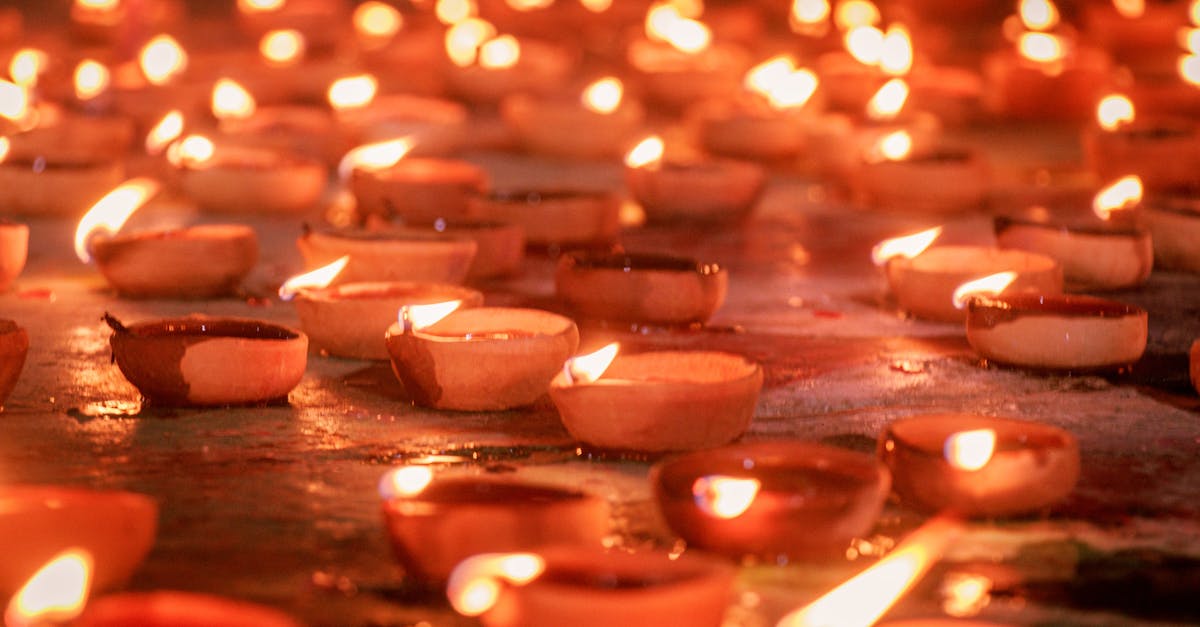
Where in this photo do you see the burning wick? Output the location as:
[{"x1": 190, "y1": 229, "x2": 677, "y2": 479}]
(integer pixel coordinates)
[
  {"x1": 951, "y1": 271, "x2": 1018, "y2": 309},
  {"x1": 561, "y1": 342, "x2": 619, "y2": 384},
  {"x1": 944, "y1": 428, "x2": 998, "y2": 471},
  {"x1": 399, "y1": 300, "x2": 463, "y2": 333},
  {"x1": 277, "y1": 256, "x2": 349, "y2": 300}
]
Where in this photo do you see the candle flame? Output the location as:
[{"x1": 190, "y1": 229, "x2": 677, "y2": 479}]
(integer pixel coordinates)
[
  {"x1": 580, "y1": 0, "x2": 612, "y2": 12},
  {"x1": 870, "y1": 226, "x2": 942, "y2": 266},
  {"x1": 1018, "y1": 32, "x2": 1066, "y2": 63},
  {"x1": 337, "y1": 136, "x2": 415, "y2": 180},
  {"x1": 9, "y1": 48, "x2": 47, "y2": 89},
  {"x1": 776, "y1": 516, "x2": 964, "y2": 627},
  {"x1": 278, "y1": 256, "x2": 349, "y2": 300},
  {"x1": 74, "y1": 59, "x2": 110, "y2": 101},
  {"x1": 145, "y1": 110, "x2": 184, "y2": 155},
  {"x1": 400, "y1": 300, "x2": 463, "y2": 332},
  {"x1": 1019, "y1": 0, "x2": 1060, "y2": 31},
  {"x1": 238, "y1": 0, "x2": 284, "y2": 13},
  {"x1": 563, "y1": 342, "x2": 619, "y2": 384},
  {"x1": 790, "y1": 0, "x2": 831, "y2": 33},
  {"x1": 834, "y1": 0, "x2": 881, "y2": 30},
  {"x1": 0, "y1": 79, "x2": 30, "y2": 125},
  {"x1": 645, "y1": 3, "x2": 712, "y2": 54},
  {"x1": 259, "y1": 29, "x2": 305, "y2": 65},
  {"x1": 447, "y1": 553, "x2": 546, "y2": 617},
  {"x1": 625, "y1": 135, "x2": 664, "y2": 169},
  {"x1": 1113, "y1": 0, "x2": 1145, "y2": 19},
  {"x1": 944, "y1": 429, "x2": 998, "y2": 471},
  {"x1": 879, "y1": 25, "x2": 913, "y2": 76},
  {"x1": 692, "y1": 475, "x2": 761, "y2": 519},
  {"x1": 436, "y1": 0, "x2": 478, "y2": 25},
  {"x1": 952, "y1": 272, "x2": 1018, "y2": 309},
  {"x1": 1092, "y1": 174, "x2": 1143, "y2": 220},
  {"x1": 212, "y1": 78, "x2": 256, "y2": 121},
  {"x1": 1096, "y1": 93, "x2": 1134, "y2": 131},
  {"x1": 378, "y1": 465, "x2": 435, "y2": 498},
  {"x1": 479, "y1": 35, "x2": 520, "y2": 69},
  {"x1": 844, "y1": 25, "x2": 884, "y2": 65},
  {"x1": 74, "y1": 178, "x2": 161, "y2": 263},
  {"x1": 4, "y1": 548, "x2": 93, "y2": 627},
  {"x1": 745, "y1": 55, "x2": 820, "y2": 110},
  {"x1": 139, "y1": 34, "x2": 188, "y2": 86},
  {"x1": 327, "y1": 74, "x2": 378, "y2": 111},
  {"x1": 868, "y1": 129, "x2": 913, "y2": 162},
  {"x1": 865, "y1": 78, "x2": 909, "y2": 121},
  {"x1": 581, "y1": 77, "x2": 623, "y2": 114},
  {"x1": 166, "y1": 134, "x2": 215, "y2": 168},
  {"x1": 354, "y1": 1, "x2": 403, "y2": 40},
  {"x1": 444, "y1": 18, "x2": 497, "y2": 67}
]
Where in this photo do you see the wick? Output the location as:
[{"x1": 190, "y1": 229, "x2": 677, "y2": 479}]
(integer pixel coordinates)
[
  {"x1": 562, "y1": 360, "x2": 578, "y2": 385},
  {"x1": 102, "y1": 311, "x2": 128, "y2": 334},
  {"x1": 400, "y1": 306, "x2": 413, "y2": 334}
]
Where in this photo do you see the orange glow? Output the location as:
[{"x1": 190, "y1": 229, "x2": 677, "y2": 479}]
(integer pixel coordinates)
[
  {"x1": 692, "y1": 475, "x2": 761, "y2": 519},
  {"x1": 166, "y1": 134, "x2": 215, "y2": 168},
  {"x1": 444, "y1": 18, "x2": 497, "y2": 67},
  {"x1": 337, "y1": 136, "x2": 415, "y2": 180},
  {"x1": 479, "y1": 35, "x2": 521, "y2": 69},
  {"x1": 278, "y1": 256, "x2": 349, "y2": 299},
  {"x1": 1017, "y1": 31, "x2": 1066, "y2": 63},
  {"x1": 327, "y1": 74, "x2": 378, "y2": 110},
  {"x1": 952, "y1": 272, "x2": 1017, "y2": 309},
  {"x1": 943, "y1": 429, "x2": 998, "y2": 471},
  {"x1": 354, "y1": 1, "x2": 403, "y2": 40},
  {"x1": 791, "y1": 0, "x2": 831, "y2": 33},
  {"x1": 74, "y1": 178, "x2": 161, "y2": 263},
  {"x1": 75, "y1": 0, "x2": 120, "y2": 9},
  {"x1": 139, "y1": 34, "x2": 188, "y2": 86},
  {"x1": 870, "y1": 226, "x2": 942, "y2": 266},
  {"x1": 447, "y1": 553, "x2": 546, "y2": 617},
  {"x1": 942, "y1": 572, "x2": 993, "y2": 617},
  {"x1": 1178, "y1": 53, "x2": 1200, "y2": 85},
  {"x1": 508, "y1": 0, "x2": 554, "y2": 9},
  {"x1": 212, "y1": 78, "x2": 256, "y2": 121},
  {"x1": 400, "y1": 300, "x2": 463, "y2": 332},
  {"x1": 1092, "y1": 175, "x2": 1143, "y2": 220},
  {"x1": 1096, "y1": 93, "x2": 1134, "y2": 131},
  {"x1": 379, "y1": 466, "x2": 435, "y2": 498},
  {"x1": 259, "y1": 29, "x2": 305, "y2": 65},
  {"x1": 625, "y1": 135, "x2": 664, "y2": 169},
  {"x1": 645, "y1": 3, "x2": 712, "y2": 54},
  {"x1": 834, "y1": 0, "x2": 881, "y2": 30},
  {"x1": 0, "y1": 80, "x2": 29, "y2": 124},
  {"x1": 5, "y1": 549, "x2": 93, "y2": 627},
  {"x1": 563, "y1": 342, "x2": 619, "y2": 384},
  {"x1": 580, "y1": 0, "x2": 613, "y2": 11},
  {"x1": 1192, "y1": 0, "x2": 1200, "y2": 25},
  {"x1": 1180, "y1": 27, "x2": 1200, "y2": 54},
  {"x1": 776, "y1": 516, "x2": 964, "y2": 627},
  {"x1": 1019, "y1": 0, "x2": 1060, "y2": 31},
  {"x1": 238, "y1": 0, "x2": 284, "y2": 13},
  {"x1": 581, "y1": 77, "x2": 623, "y2": 114},
  {"x1": 74, "y1": 59, "x2": 110, "y2": 101},
  {"x1": 865, "y1": 78, "x2": 909, "y2": 121},
  {"x1": 144, "y1": 110, "x2": 183, "y2": 155},
  {"x1": 0, "y1": 137, "x2": 10, "y2": 163},
  {"x1": 744, "y1": 55, "x2": 820, "y2": 110},
  {"x1": 869, "y1": 129, "x2": 913, "y2": 162},
  {"x1": 844, "y1": 25, "x2": 884, "y2": 65},
  {"x1": 1113, "y1": 0, "x2": 1145, "y2": 18},
  {"x1": 9, "y1": 48, "x2": 47, "y2": 89},
  {"x1": 436, "y1": 0, "x2": 477, "y2": 25},
  {"x1": 879, "y1": 24, "x2": 913, "y2": 76}
]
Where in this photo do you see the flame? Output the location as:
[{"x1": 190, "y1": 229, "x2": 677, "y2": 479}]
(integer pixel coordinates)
[
  {"x1": 1092, "y1": 174, "x2": 1143, "y2": 220},
  {"x1": 508, "y1": 0, "x2": 554, "y2": 9},
  {"x1": 0, "y1": 137, "x2": 10, "y2": 162},
  {"x1": 327, "y1": 74, "x2": 378, "y2": 111},
  {"x1": 879, "y1": 25, "x2": 913, "y2": 76},
  {"x1": 437, "y1": 0, "x2": 478, "y2": 25},
  {"x1": 581, "y1": 77, "x2": 623, "y2": 114},
  {"x1": 844, "y1": 25, "x2": 884, "y2": 65},
  {"x1": 791, "y1": 0, "x2": 831, "y2": 31},
  {"x1": 776, "y1": 516, "x2": 964, "y2": 627},
  {"x1": 870, "y1": 226, "x2": 942, "y2": 266},
  {"x1": 869, "y1": 129, "x2": 913, "y2": 162},
  {"x1": 744, "y1": 56, "x2": 820, "y2": 110},
  {"x1": 943, "y1": 429, "x2": 997, "y2": 471},
  {"x1": 74, "y1": 60, "x2": 110, "y2": 101},
  {"x1": 278, "y1": 256, "x2": 349, "y2": 299},
  {"x1": 9, "y1": 49, "x2": 47, "y2": 89},
  {"x1": 1113, "y1": 0, "x2": 1145, "y2": 18},
  {"x1": 337, "y1": 136, "x2": 414, "y2": 180},
  {"x1": 444, "y1": 18, "x2": 497, "y2": 67},
  {"x1": 479, "y1": 35, "x2": 520, "y2": 69},
  {"x1": 942, "y1": 573, "x2": 993, "y2": 618},
  {"x1": 378, "y1": 465, "x2": 435, "y2": 498},
  {"x1": 238, "y1": 0, "x2": 284, "y2": 13},
  {"x1": 166, "y1": 134, "x2": 215, "y2": 168},
  {"x1": 1192, "y1": 0, "x2": 1200, "y2": 25},
  {"x1": 951, "y1": 272, "x2": 1018, "y2": 309},
  {"x1": 645, "y1": 3, "x2": 712, "y2": 54},
  {"x1": 581, "y1": 0, "x2": 613, "y2": 12},
  {"x1": 212, "y1": 78, "x2": 256, "y2": 121},
  {"x1": 625, "y1": 135, "x2": 664, "y2": 168},
  {"x1": 1181, "y1": 28, "x2": 1200, "y2": 54},
  {"x1": 1018, "y1": 31, "x2": 1065, "y2": 63},
  {"x1": 865, "y1": 78, "x2": 909, "y2": 121},
  {"x1": 74, "y1": 178, "x2": 161, "y2": 264},
  {"x1": 1019, "y1": 0, "x2": 1059, "y2": 31},
  {"x1": 400, "y1": 300, "x2": 463, "y2": 332},
  {"x1": 834, "y1": 0, "x2": 881, "y2": 30},
  {"x1": 144, "y1": 110, "x2": 183, "y2": 155},
  {"x1": 4, "y1": 549, "x2": 93, "y2": 627},
  {"x1": 260, "y1": 29, "x2": 305, "y2": 65},
  {"x1": 1096, "y1": 93, "x2": 1134, "y2": 131},
  {"x1": 139, "y1": 34, "x2": 188, "y2": 86},
  {"x1": 1179, "y1": 53, "x2": 1200, "y2": 85},
  {"x1": 692, "y1": 475, "x2": 761, "y2": 519},
  {"x1": 563, "y1": 342, "x2": 619, "y2": 384},
  {"x1": 0, "y1": 80, "x2": 29, "y2": 125},
  {"x1": 447, "y1": 553, "x2": 546, "y2": 617},
  {"x1": 354, "y1": 1, "x2": 403, "y2": 40},
  {"x1": 76, "y1": 0, "x2": 120, "y2": 9}
]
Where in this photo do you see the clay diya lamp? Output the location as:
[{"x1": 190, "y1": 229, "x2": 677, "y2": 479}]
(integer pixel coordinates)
[
  {"x1": 1141, "y1": 190, "x2": 1200, "y2": 272},
  {"x1": 624, "y1": 135, "x2": 766, "y2": 225},
  {"x1": 965, "y1": 293, "x2": 1148, "y2": 371},
  {"x1": 982, "y1": 33, "x2": 1112, "y2": 121},
  {"x1": 173, "y1": 136, "x2": 327, "y2": 214},
  {"x1": 880, "y1": 413, "x2": 1080, "y2": 517},
  {"x1": 0, "y1": 221, "x2": 28, "y2": 291},
  {"x1": 0, "y1": 486, "x2": 156, "y2": 599},
  {"x1": 0, "y1": 153, "x2": 124, "y2": 216},
  {"x1": 108, "y1": 35, "x2": 209, "y2": 126},
  {"x1": 415, "y1": 221, "x2": 524, "y2": 281},
  {"x1": 379, "y1": 468, "x2": 608, "y2": 583},
  {"x1": 652, "y1": 441, "x2": 890, "y2": 560},
  {"x1": 77, "y1": 591, "x2": 300, "y2": 627},
  {"x1": 625, "y1": 33, "x2": 750, "y2": 112},
  {"x1": 549, "y1": 345, "x2": 762, "y2": 452},
  {"x1": 555, "y1": 251, "x2": 727, "y2": 326},
  {"x1": 386, "y1": 306, "x2": 578, "y2": 411},
  {"x1": 6, "y1": 106, "x2": 135, "y2": 166},
  {"x1": 853, "y1": 142, "x2": 991, "y2": 214},
  {"x1": 469, "y1": 188, "x2": 621, "y2": 250},
  {"x1": 0, "y1": 319, "x2": 28, "y2": 407},
  {"x1": 349, "y1": 154, "x2": 489, "y2": 225},
  {"x1": 447, "y1": 548, "x2": 735, "y2": 627},
  {"x1": 69, "y1": 0, "x2": 182, "y2": 44},
  {"x1": 332, "y1": 93, "x2": 469, "y2": 159},
  {"x1": 218, "y1": 104, "x2": 338, "y2": 165},
  {"x1": 297, "y1": 227, "x2": 477, "y2": 285},
  {"x1": 236, "y1": 0, "x2": 348, "y2": 51},
  {"x1": 106, "y1": 314, "x2": 308, "y2": 407},
  {"x1": 501, "y1": 76, "x2": 645, "y2": 159},
  {"x1": 1083, "y1": 94, "x2": 1200, "y2": 191},
  {"x1": 444, "y1": 36, "x2": 574, "y2": 105},
  {"x1": 1083, "y1": 0, "x2": 1184, "y2": 63},
  {"x1": 989, "y1": 162, "x2": 1099, "y2": 212}
]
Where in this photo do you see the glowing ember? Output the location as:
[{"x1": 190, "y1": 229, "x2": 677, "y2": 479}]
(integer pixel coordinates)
[
  {"x1": 944, "y1": 429, "x2": 998, "y2": 471},
  {"x1": 581, "y1": 77, "x2": 623, "y2": 114},
  {"x1": 447, "y1": 553, "x2": 546, "y2": 617},
  {"x1": 1019, "y1": 0, "x2": 1060, "y2": 31},
  {"x1": 865, "y1": 78, "x2": 909, "y2": 121},
  {"x1": 879, "y1": 25, "x2": 913, "y2": 76},
  {"x1": 744, "y1": 55, "x2": 819, "y2": 109},
  {"x1": 354, "y1": 1, "x2": 403, "y2": 40},
  {"x1": 5, "y1": 548, "x2": 93, "y2": 627},
  {"x1": 74, "y1": 59, "x2": 110, "y2": 101},
  {"x1": 625, "y1": 135, "x2": 664, "y2": 169},
  {"x1": 870, "y1": 226, "x2": 942, "y2": 266},
  {"x1": 278, "y1": 256, "x2": 349, "y2": 299},
  {"x1": 327, "y1": 74, "x2": 378, "y2": 111},
  {"x1": 9, "y1": 48, "x2": 47, "y2": 89},
  {"x1": 645, "y1": 3, "x2": 712, "y2": 54},
  {"x1": 400, "y1": 300, "x2": 463, "y2": 332},
  {"x1": 1178, "y1": 53, "x2": 1200, "y2": 86},
  {"x1": 692, "y1": 475, "x2": 761, "y2": 519},
  {"x1": 166, "y1": 134, "x2": 215, "y2": 168},
  {"x1": 834, "y1": 0, "x2": 881, "y2": 30},
  {"x1": 1092, "y1": 174, "x2": 1143, "y2": 220},
  {"x1": 212, "y1": 78, "x2": 256, "y2": 121},
  {"x1": 1096, "y1": 93, "x2": 1134, "y2": 131},
  {"x1": 144, "y1": 110, "x2": 184, "y2": 155},
  {"x1": 1018, "y1": 31, "x2": 1065, "y2": 63},
  {"x1": 563, "y1": 342, "x2": 619, "y2": 384},
  {"x1": 444, "y1": 18, "x2": 497, "y2": 67},
  {"x1": 870, "y1": 129, "x2": 913, "y2": 162},
  {"x1": 952, "y1": 272, "x2": 1018, "y2": 310},
  {"x1": 238, "y1": 0, "x2": 284, "y2": 13},
  {"x1": 74, "y1": 178, "x2": 161, "y2": 263},
  {"x1": 337, "y1": 136, "x2": 415, "y2": 180},
  {"x1": 436, "y1": 0, "x2": 478, "y2": 25},
  {"x1": 378, "y1": 465, "x2": 435, "y2": 498},
  {"x1": 479, "y1": 35, "x2": 520, "y2": 69},
  {"x1": 776, "y1": 516, "x2": 964, "y2": 627},
  {"x1": 260, "y1": 29, "x2": 305, "y2": 65},
  {"x1": 139, "y1": 34, "x2": 188, "y2": 86},
  {"x1": 1113, "y1": 0, "x2": 1145, "y2": 19},
  {"x1": 844, "y1": 25, "x2": 884, "y2": 65}
]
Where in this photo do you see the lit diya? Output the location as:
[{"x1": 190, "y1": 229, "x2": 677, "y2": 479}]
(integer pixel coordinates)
[
  {"x1": 0, "y1": 319, "x2": 28, "y2": 407},
  {"x1": 1141, "y1": 189, "x2": 1200, "y2": 272},
  {"x1": 330, "y1": 88, "x2": 469, "y2": 159},
  {"x1": 170, "y1": 135, "x2": 326, "y2": 214},
  {"x1": 0, "y1": 139, "x2": 124, "y2": 216},
  {"x1": 210, "y1": 76, "x2": 338, "y2": 164},
  {"x1": 385, "y1": 304, "x2": 579, "y2": 411},
  {"x1": 106, "y1": 313, "x2": 308, "y2": 406},
  {"x1": 652, "y1": 441, "x2": 890, "y2": 559},
  {"x1": 1083, "y1": 93, "x2": 1200, "y2": 191},
  {"x1": 502, "y1": 76, "x2": 645, "y2": 159},
  {"x1": 379, "y1": 466, "x2": 608, "y2": 583},
  {"x1": 624, "y1": 135, "x2": 766, "y2": 225},
  {"x1": 296, "y1": 227, "x2": 477, "y2": 285},
  {"x1": 74, "y1": 179, "x2": 259, "y2": 299},
  {"x1": 0, "y1": 220, "x2": 28, "y2": 291},
  {"x1": 880, "y1": 413, "x2": 1080, "y2": 516},
  {"x1": 418, "y1": 221, "x2": 524, "y2": 281},
  {"x1": 468, "y1": 188, "x2": 621, "y2": 250},
  {"x1": 814, "y1": 18, "x2": 914, "y2": 112},
  {"x1": 626, "y1": 5, "x2": 750, "y2": 111},
  {"x1": 555, "y1": 251, "x2": 727, "y2": 326},
  {"x1": 235, "y1": 0, "x2": 347, "y2": 51},
  {"x1": 549, "y1": 344, "x2": 762, "y2": 452},
  {"x1": 109, "y1": 34, "x2": 209, "y2": 125},
  {"x1": 447, "y1": 548, "x2": 734, "y2": 627},
  {"x1": 852, "y1": 135, "x2": 990, "y2": 214},
  {"x1": 443, "y1": 28, "x2": 574, "y2": 104},
  {"x1": 343, "y1": 138, "x2": 489, "y2": 225}
]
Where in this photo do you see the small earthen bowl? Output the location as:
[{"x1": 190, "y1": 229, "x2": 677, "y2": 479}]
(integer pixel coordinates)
[
  {"x1": 994, "y1": 214, "x2": 1153, "y2": 291},
  {"x1": 468, "y1": 188, "x2": 621, "y2": 249},
  {"x1": 0, "y1": 221, "x2": 29, "y2": 291},
  {"x1": 350, "y1": 157, "x2": 489, "y2": 225},
  {"x1": 0, "y1": 157, "x2": 124, "y2": 216},
  {"x1": 556, "y1": 251, "x2": 727, "y2": 326},
  {"x1": 178, "y1": 147, "x2": 327, "y2": 214},
  {"x1": 625, "y1": 158, "x2": 766, "y2": 224},
  {"x1": 91, "y1": 225, "x2": 259, "y2": 299},
  {"x1": 0, "y1": 319, "x2": 29, "y2": 407},
  {"x1": 296, "y1": 228, "x2": 477, "y2": 285}
]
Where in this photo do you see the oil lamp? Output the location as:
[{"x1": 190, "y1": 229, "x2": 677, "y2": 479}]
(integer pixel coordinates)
[
  {"x1": 502, "y1": 76, "x2": 645, "y2": 159},
  {"x1": 555, "y1": 251, "x2": 727, "y2": 326},
  {"x1": 297, "y1": 227, "x2": 477, "y2": 285},
  {"x1": 1141, "y1": 188, "x2": 1200, "y2": 272},
  {"x1": 345, "y1": 137, "x2": 489, "y2": 225},
  {"x1": 851, "y1": 133, "x2": 990, "y2": 214},
  {"x1": 171, "y1": 134, "x2": 327, "y2": 215},
  {"x1": 468, "y1": 188, "x2": 621, "y2": 250},
  {"x1": 624, "y1": 135, "x2": 766, "y2": 225},
  {"x1": 1083, "y1": 93, "x2": 1200, "y2": 191}
]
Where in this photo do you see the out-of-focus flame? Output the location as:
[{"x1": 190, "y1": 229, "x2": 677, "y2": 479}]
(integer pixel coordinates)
[
  {"x1": 581, "y1": 77, "x2": 623, "y2": 114},
  {"x1": 1178, "y1": 53, "x2": 1200, "y2": 85},
  {"x1": 581, "y1": 0, "x2": 612, "y2": 12},
  {"x1": 260, "y1": 29, "x2": 305, "y2": 65},
  {"x1": 692, "y1": 475, "x2": 761, "y2": 519},
  {"x1": 400, "y1": 300, "x2": 463, "y2": 332},
  {"x1": 0, "y1": 137, "x2": 10, "y2": 163},
  {"x1": 74, "y1": 59, "x2": 110, "y2": 101},
  {"x1": 880, "y1": 25, "x2": 913, "y2": 76},
  {"x1": 139, "y1": 34, "x2": 188, "y2": 86},
  {"x1": 436, "y1": 0, "x2": 478, "y2": 25},
  {"x1": 844, "y1": 25, "x2": 884, "y2": 65},
  {"x1": 74, "y1": 178, "x2": 161, "y2": 263},
  {"x1": 212, "y1": 78, "x2": 256, "y2": 121},
  {"x1": 952, "y1": 272, "x2": 1017, "y2": 309},
  {"x1": 1092, "y1": 174, "x2": 1143, "y2": 219},
  {"x1": 278, "y1": 255, "x2": 349, "y2": 299},
  {"x1": 4, "y1": 548, "x2": 93, "y2": 627},
  {"x1": 776, "y1": 516, "x2": 964, "y2": 627},
  {"x1": 337, "y1": 136, "x2": 414, "y2": 180},
  {"x1": 448, "y1": 553, "x2": 546, "y2": 617},
  {"x1": 1018, "y1": 32, "x2": 1065, "y2": 63},
  {"x1": 941, "y1": 572, "x2": 993, "y2": 617},
  {"x1": 1096, "y1": 93, "x2": 1134, "y2": 131},
  {"x1": 0, "y1": 80, "x2": 29, "y2": 125},
  {"x1": 869, "y1": 129, "x2": 913, "y2": 162},
  {"x1": 327, "y1": 74, "x2": 378, "y2": 111},
  {"x1": 378, "y1": 465, "x2": 435, "y2": 498},
  {"x1": 238, "y1": 0, "x2": 285, "y2": 13},
  {"x1": 1019, "y1": 0, "x2": 1059, "y2": 31},
  {"x1": 479, "y1": 35, "x2": 520, "y2": 69},
  {"x1": 508, "y1": 0, "x2": 554, "y2": 9},
  {"x1": 9, "y1": 48, "x2": 47, "y2": 89},
  {"x1": 625, "y1": 135, "x2": 664, "y2": 168},
  {"x1": 744, "y1": 55, "x2": 820, "y2": 110},
  {"x1": 865, "y1": 77, "x2": 909, "y2": 121},
  {"x1": 354, "y1": 1, "x2": 403, "y2": 40},
  {"x1": 943, "y1": 429, "x2": 997, "y2": 471},
  {"x1": 166, "y1": 134, "x2": 215, "y2": 168},
  {"x1": 645, "y1": 3, "x2": 712, "y2": 54},
  {"x1": 76, "y1": 0, "x2": 120, "y2": 10},
  {"x1": 791, "y1": 0, "x2": 831, "y2": 34},
  {"x1": 834, "y1": 0, "x2": 881, "y2": 30},
  {"x1": 870, "y1": 226, "x2": 942, "y2": 266},
  {"x1": 444, "y1": 18, "x2": 497, "y2": 67},
  {"x1": 145, "y1": 110, "x2": 183, "y2": 155},
  {"x1": 1113, "y1": 0, "x2": 1145, "y2": 19},
  {"x1": 563, "y1": 342, "x2": 619, "y2": 384},
  {"x1": 1181, "y1": 27, "x2": 1200, "y2": 54}
]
